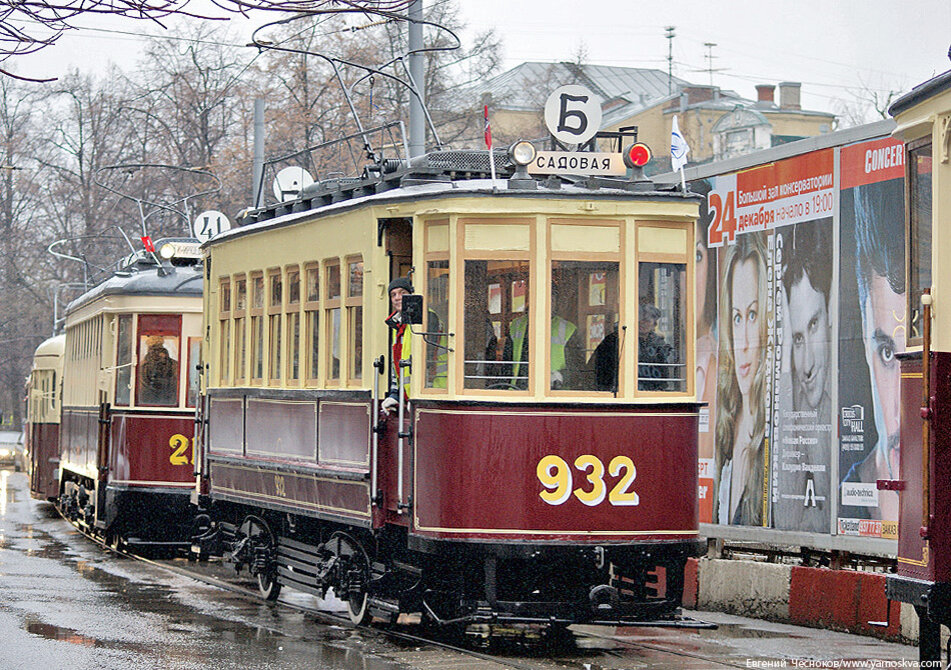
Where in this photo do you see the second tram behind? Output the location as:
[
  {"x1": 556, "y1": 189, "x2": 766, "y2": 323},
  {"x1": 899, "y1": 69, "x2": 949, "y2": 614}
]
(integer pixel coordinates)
[
  {"x1": 57, "y1": 240, "x2": 204, "y2": 547},
  {"x1": 25, "y1": 334, "x2": 65, "y2": 501},
  {"x1": 194, "y1": 146, "x2": 704, "y2": 629}
]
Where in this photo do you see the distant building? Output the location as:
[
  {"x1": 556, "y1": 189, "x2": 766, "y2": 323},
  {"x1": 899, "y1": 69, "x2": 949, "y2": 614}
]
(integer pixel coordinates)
[
  {"x1": 475, "y1": 61, "x2": 691, "y2": 148},
  {"x1": 475, "y1": 63, "x2": 836, "y2": 168}
]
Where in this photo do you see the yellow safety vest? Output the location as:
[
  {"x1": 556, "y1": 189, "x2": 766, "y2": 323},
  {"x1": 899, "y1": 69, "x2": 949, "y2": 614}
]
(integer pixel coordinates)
[
  {"x1": 428, "y1": 309, "x2": 448, "y2": 389},
  {"x1": 509, "y1": 315, "x2": 576, "y2": 384}
]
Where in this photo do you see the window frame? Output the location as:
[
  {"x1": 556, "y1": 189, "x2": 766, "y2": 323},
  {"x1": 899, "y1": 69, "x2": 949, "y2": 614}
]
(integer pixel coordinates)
[
  {"x1": 249, "y1": 271, "x2": 265, "y2": 385},
  {"x1": 547, "y1": 218, "x2": 624, "y2": 398},
  {"x1": 905, "y1": 136, "x2": 932, "y2": 347},
  {"x1": 456, "y1": 217, "x2": 535, "y2": 396},
  {"x1": 345, "y1": 255, "x2": 364, "y2": 385},
  {"x1": 634, "y1": 220, "x2": 694, "y2": 398},
  {"x1": 424, "y1": 218, "x2": 454, "y2": 396},
  {"x1": 233, "y1": 274, "x2": 247, "y2": 385},
  {"x1": 218, "y1": 276, "x2": 231, "y2": 386},
  {"x1": 285, "y1": 264, "x2": 302, "y2": 386},
  {"x1": 267, "y1": 267, "x2": 283, "y2": 385},
  {"x1": 324, "y1": 259, "x2": 342, "y2": 386},
  {"x1": 303, "y1": 262, "x2": 321, "y2": 385}
]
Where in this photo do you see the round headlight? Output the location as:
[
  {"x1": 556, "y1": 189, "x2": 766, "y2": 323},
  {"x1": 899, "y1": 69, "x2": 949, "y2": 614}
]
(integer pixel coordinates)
[
  {"x1": 509, "y1": 140, "x2": 537, "y2": 166},
  {"x1": 159, "y1": 243, "x2": 176, "y2": 260}
]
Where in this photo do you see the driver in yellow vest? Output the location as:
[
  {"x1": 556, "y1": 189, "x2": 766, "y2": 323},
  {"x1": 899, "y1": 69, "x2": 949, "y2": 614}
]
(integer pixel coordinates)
[
  {"x1": 381, "y1": 277, "x2": 448, "y2": 414},
  {"x1": 382, "y1": 277, "x2": 413, "y2": 414},
  {"x1": 509, "y1": 313, "x2": 578, "y2": 389}
]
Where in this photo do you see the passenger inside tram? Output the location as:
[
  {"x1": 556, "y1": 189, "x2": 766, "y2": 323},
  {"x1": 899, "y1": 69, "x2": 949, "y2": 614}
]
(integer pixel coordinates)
[{"x1": 138, "y1": 335, "x2": 179, "y2": 406}]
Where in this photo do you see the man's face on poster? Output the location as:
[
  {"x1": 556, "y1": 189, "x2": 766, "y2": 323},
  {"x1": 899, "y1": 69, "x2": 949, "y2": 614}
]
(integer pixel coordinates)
[
  {"x1": 788, "y1": 273, "x2": 830, "y2": 410},
  {"x1": 862, "y1": 272, "x2": 905, "y2": 468}
]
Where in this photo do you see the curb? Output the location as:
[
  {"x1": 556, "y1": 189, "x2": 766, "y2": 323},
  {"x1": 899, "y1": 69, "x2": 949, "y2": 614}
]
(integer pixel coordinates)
[{"x1": 682, "y1": 557, "x2": 916, "y2": 643}]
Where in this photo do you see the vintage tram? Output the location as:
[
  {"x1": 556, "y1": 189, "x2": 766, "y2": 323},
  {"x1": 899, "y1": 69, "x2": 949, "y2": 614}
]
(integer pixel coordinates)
[
  {"x1": 24, "y1": 334, "x2": 65, "y2": 501},
  {"x1": 57, "y1": 239, "x2": 204, "y2": 548},
  {"x1": 194, "y1": 144, "x2": 704, "y2": 629},
  {"x1": 886, "y1": 68, "x2": 951, "y2": 663}
]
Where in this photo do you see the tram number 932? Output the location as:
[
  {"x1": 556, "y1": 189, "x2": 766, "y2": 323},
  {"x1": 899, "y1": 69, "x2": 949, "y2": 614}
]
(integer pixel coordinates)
[{"x1": 536, "y1": 455, "x2": 639, "y2": 507}]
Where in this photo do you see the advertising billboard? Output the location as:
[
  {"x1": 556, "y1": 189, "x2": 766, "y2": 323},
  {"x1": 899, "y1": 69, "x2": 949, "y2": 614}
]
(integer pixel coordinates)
[{"x1": 690, "y1": 131, "x2": 905, "y2": 546}]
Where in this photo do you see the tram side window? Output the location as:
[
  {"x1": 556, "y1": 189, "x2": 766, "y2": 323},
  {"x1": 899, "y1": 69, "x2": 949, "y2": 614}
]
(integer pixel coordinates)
[
  {"x1": 115, "y1": 314, "x2": 133, "y2": 406},
  {"x1": 909, "y1": 142, "x2": 932, "y2": 340},
  {"x1": 187, "y1": 337, "x2": 200, "y2": 407},
  {"x1": 425, "y1": 260, "x2": 449, "y2": 389},
  {"x1": 136, "y1": 315, "x2": 182, "y2": 407},
  {"x1": 234, "y1": 276, "x2": 247, "y2": 384},
  {"x1": 304, "y1": 264, "x2": 320, "y2": 382},
  {"x1": 268, "y1": 270, "x2": 282, "y2": 384},
  {"x1": 463, "y1": 260, "x2": 530, "y2": 390},
  {"x1": 637, "y1": 262, "x2": 686, "y2": 392},
  {"x1": 347, "y1": 257, "x2": 363, "y2": 382},
  {"x1": 251, "y1": 273, "x2": 264, "y2": 383},
  {"x1": 287, "y1": 266, "x2": 301, "y2": 383},
  {"x1": 551, "y1": 261, "x2": 620, "y2": 392},
  {"x1": 325, "y1": 261, "x2": 341, "y2": 383},
  {"x1": 219, "y1": 278, "x2": 231, "y2": 386}
]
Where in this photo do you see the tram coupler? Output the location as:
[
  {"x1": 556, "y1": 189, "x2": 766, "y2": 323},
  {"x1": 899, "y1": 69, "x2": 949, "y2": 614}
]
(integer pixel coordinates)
[{"x1": 189, "y1": 513, "x2": 221, "y2": 560}]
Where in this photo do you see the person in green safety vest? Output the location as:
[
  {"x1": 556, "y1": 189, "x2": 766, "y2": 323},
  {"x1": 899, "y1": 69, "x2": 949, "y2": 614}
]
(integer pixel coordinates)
[
  {"x1": 382, "y1": 278, "x2": 448, "y2": 415},
  {"x1": 508, "y1": 313, "x2": 579, "y2": 389},
  {"x1": 425, "y1": 309, "x2": 448, "y2": 389}
]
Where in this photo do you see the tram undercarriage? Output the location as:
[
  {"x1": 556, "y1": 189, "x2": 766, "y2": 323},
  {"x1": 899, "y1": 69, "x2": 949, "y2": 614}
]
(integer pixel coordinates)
[
  {"x1": 194, "y1": 504, "x2": 702, "y2": 630},
  {"x1": 58, "y1": 477, "x2": 194, "y2": 550}
]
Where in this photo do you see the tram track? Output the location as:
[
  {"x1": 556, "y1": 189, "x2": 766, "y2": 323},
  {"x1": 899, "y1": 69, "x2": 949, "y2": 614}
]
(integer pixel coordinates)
[{"x1": 58, "y1": 509, "x2": 741, "y2": 670}]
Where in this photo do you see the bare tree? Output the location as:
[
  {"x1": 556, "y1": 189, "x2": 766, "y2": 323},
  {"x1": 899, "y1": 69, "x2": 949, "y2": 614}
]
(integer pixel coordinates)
[
  {"x1": 0, "y1": 77, "x2": 55, "y2": 426},
  {"x1": 37, "y1": 68, "x2": 144, "y2": 272},
  {"x1": 0, "y1": 0, "x2": 416, "y2": 80}
]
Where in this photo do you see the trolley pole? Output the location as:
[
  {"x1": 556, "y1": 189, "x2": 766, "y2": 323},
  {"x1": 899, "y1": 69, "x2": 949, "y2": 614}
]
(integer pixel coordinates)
[
  {"x1": 252, "y1": 99, "x2": 265, "y2": 208},
  {"x1": 408, "y1": 0, "x2": 425, "y2": 158}
]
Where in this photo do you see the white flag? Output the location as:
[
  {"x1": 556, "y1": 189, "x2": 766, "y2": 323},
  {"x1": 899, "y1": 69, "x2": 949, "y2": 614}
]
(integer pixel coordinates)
[{"x1": 671, "y1": 115, "x2": 690, "y2": 171}]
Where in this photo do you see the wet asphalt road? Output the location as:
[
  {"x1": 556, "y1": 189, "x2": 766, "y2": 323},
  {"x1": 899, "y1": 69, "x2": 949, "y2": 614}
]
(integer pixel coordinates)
[
  {"x1": 0, "y1": 470, "x2": 414, "y2": 670},
  {"x1": 0, "y1": 468, "x2": 927, "y2": 670}
]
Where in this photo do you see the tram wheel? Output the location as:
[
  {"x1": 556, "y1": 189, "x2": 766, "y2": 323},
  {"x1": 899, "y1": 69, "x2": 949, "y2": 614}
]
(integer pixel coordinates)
[
  {"x1": 238, "y1": 515, "x2": 282, "y2": 601},
  {"x1": 330, "y1": 533, "x2": 371, "y2": 625}
]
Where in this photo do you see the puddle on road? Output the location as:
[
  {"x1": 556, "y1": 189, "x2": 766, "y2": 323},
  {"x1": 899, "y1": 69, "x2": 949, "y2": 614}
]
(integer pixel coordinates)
[{"x1": 24, "y1": 615, "x2": 153, "y2": 654}]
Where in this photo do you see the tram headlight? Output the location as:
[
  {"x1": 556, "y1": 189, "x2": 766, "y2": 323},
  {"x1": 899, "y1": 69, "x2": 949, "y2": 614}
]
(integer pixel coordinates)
[
  {"x1": 509, "y1": 140, "x2": 537, "y2": 166},
  {"x1": 159, "y1": 243, "x2": 176, "y2": 260}
]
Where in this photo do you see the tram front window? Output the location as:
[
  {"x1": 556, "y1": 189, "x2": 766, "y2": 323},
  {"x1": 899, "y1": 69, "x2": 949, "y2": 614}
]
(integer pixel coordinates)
[
  {"x1": 638, "y1": 262, "x2": 687, "y2": 392},
  {"x1": 909, "y1": 142, "x2": 932, "y2": 340},
  {"x1": 463, "y1": 260, "x2": 529, "y2": 390},
  {"x1": 551, "y1": 261, "x2": 620, "y2": 392},
  {"x1": 137, "y1": 332, "x2": 181, "y2": 406}
]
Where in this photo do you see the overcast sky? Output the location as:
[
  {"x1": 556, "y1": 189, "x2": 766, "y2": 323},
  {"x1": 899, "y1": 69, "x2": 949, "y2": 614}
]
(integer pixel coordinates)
[{"x1": 10, "y1": 0, "x2": 951, "y2": 120}]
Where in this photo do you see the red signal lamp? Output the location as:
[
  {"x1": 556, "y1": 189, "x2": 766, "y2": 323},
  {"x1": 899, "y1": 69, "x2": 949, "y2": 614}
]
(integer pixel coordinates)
[{"x1": 623, "y1": 143, "x2": 652, "y2": 168}]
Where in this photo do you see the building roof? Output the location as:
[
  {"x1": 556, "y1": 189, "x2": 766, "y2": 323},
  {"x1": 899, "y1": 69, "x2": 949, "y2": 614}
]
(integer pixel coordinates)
[{"x1": 479, "y1": 62, "x2": 691, "y2": 113}]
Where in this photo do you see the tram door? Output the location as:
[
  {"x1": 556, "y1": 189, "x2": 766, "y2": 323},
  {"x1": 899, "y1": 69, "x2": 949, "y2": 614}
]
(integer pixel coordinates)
[
  {"x1": 96, "y1": 389, "x2": 110, "y2": 525},
  {"x1": 381, "y1": 218, "x2": 413, "y2": 518}
]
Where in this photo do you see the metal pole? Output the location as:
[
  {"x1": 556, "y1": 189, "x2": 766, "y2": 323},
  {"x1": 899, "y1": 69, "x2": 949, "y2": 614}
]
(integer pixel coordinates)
[
  {"x1": 252, "y1": 99, "x2": 265, "y2": 208},
  {"x1": 408, "y1": 0, "x2": 425, "y2": 158}
]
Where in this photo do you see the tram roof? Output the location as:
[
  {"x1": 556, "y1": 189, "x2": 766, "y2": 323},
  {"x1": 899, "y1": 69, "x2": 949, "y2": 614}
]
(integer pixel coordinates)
[
  {"x1": 889, "y1": 69, "x2": 951, "y2": 116},
  {"x1": 65, "y1": 262, "x2": 203, "y2": 316},
  {"x1": 33, "y1": 334, "x2": 65, "y2": 359},
  {"x1": 216, "y1": 173, "x2": 698, "y2": 248}
]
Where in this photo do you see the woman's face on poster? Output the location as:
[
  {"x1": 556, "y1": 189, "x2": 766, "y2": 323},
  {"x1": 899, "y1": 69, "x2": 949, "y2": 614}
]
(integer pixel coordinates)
[
  {"x1": 696, "y1": 239, "x2": 709, "y2": 324},
  {"x1": 731, "y1": 257, "x2": 760, "y2": 398}
]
